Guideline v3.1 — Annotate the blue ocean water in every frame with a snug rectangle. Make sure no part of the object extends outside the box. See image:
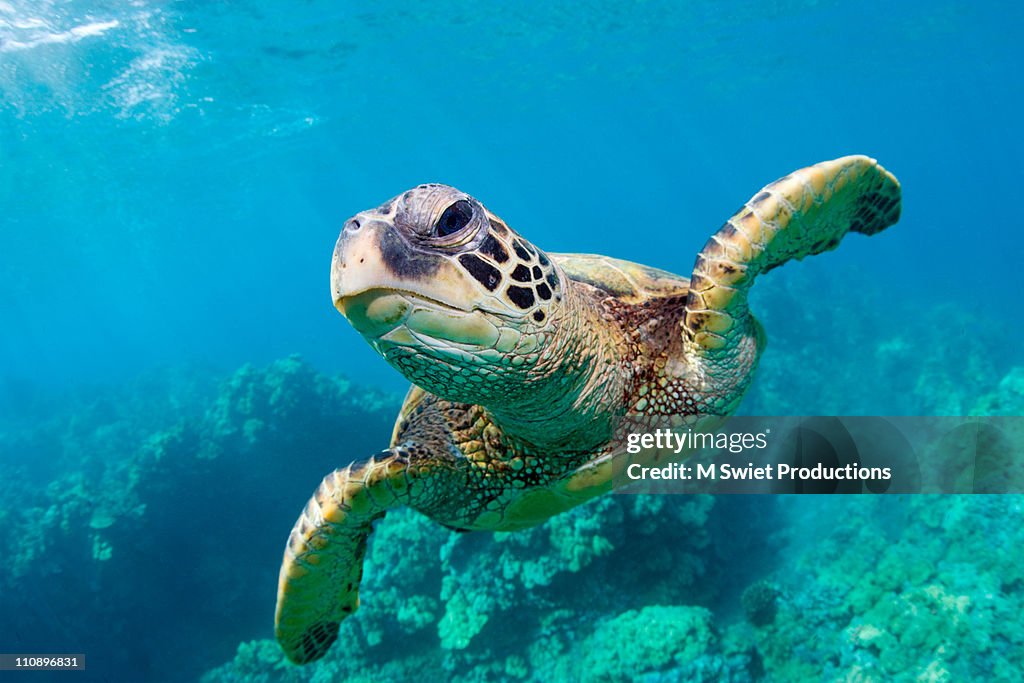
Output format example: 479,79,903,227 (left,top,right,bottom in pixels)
3,1,1020,393
1,2,1022,682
